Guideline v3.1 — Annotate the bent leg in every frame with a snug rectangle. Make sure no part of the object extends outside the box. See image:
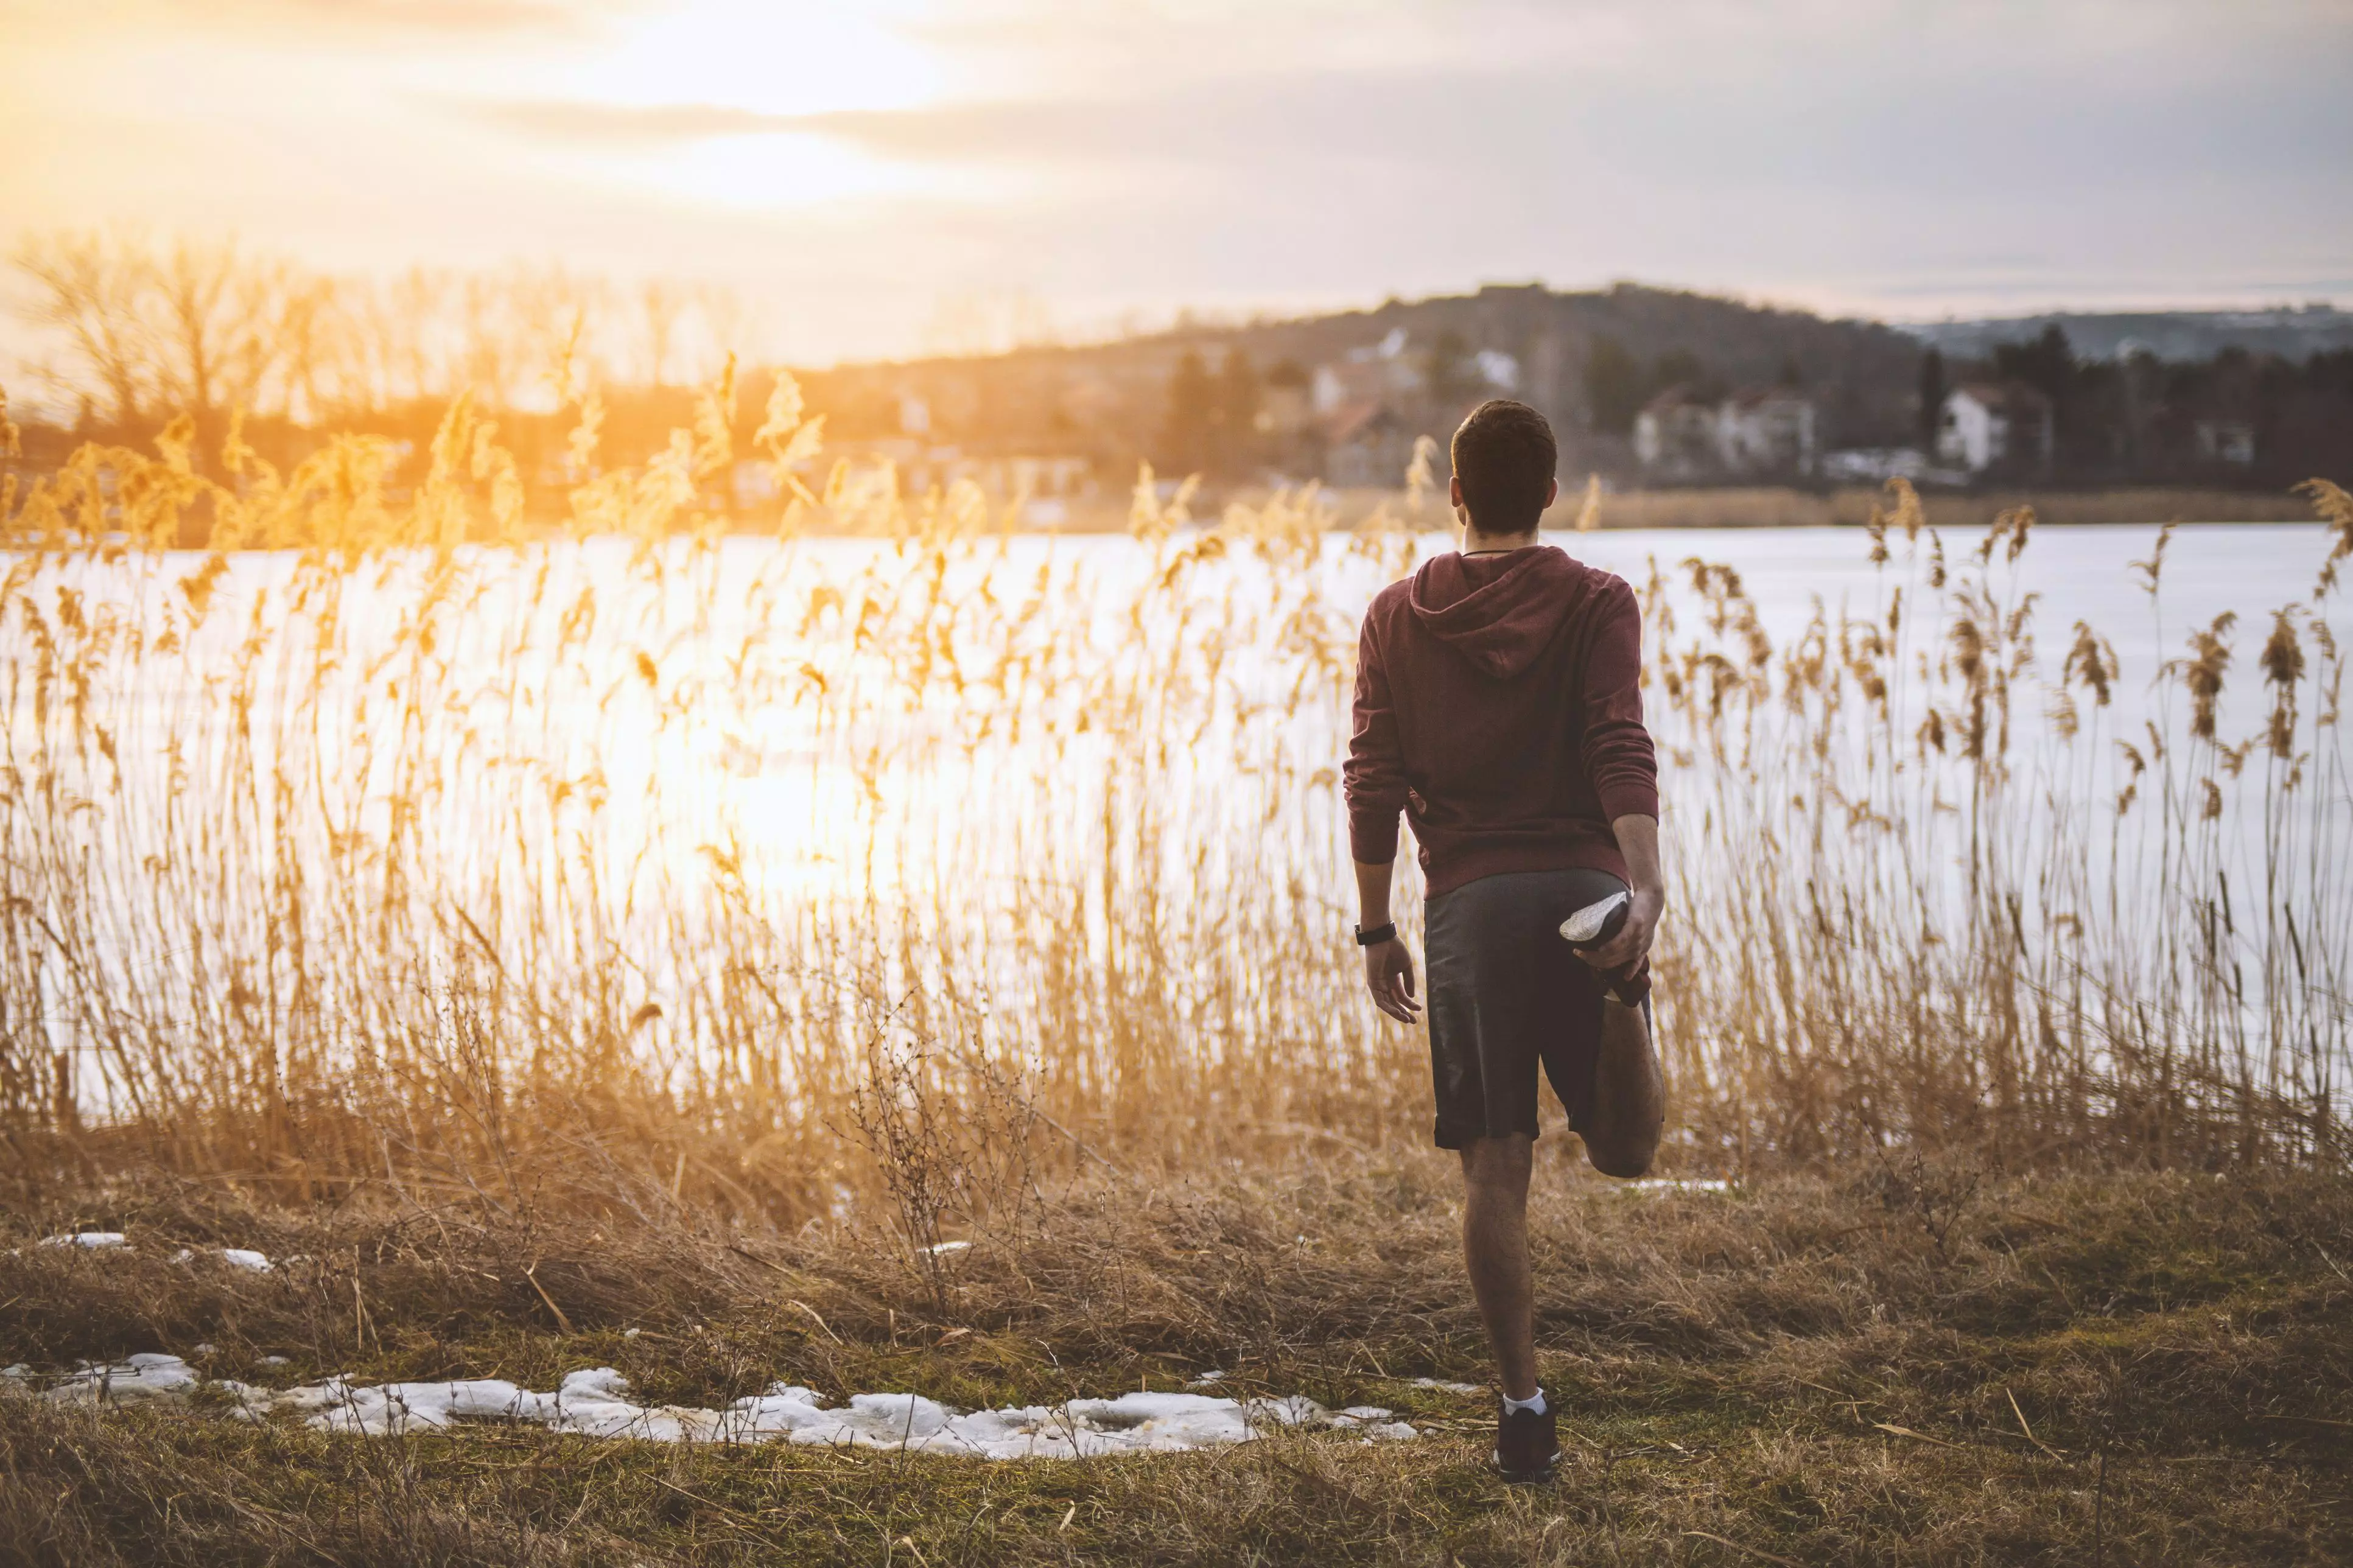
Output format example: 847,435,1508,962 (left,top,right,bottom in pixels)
1459,1133,1539,1401
1580,996,1664,1178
